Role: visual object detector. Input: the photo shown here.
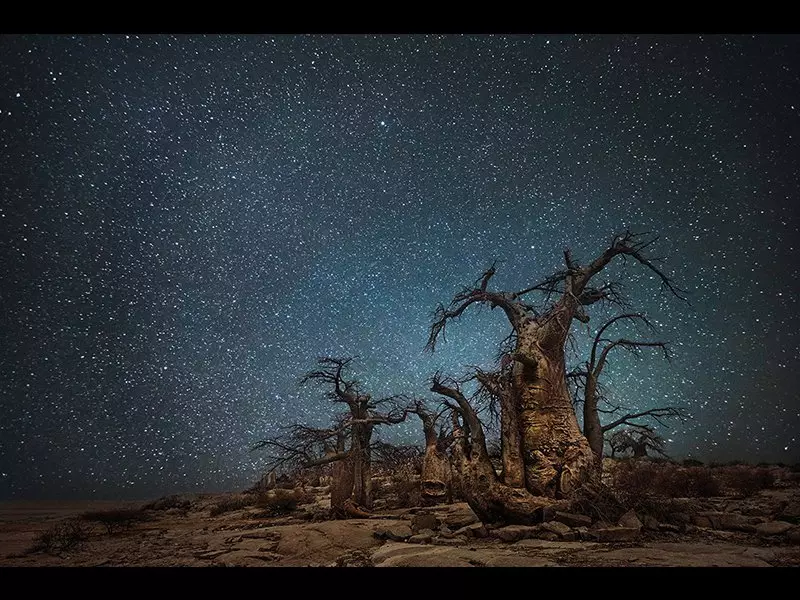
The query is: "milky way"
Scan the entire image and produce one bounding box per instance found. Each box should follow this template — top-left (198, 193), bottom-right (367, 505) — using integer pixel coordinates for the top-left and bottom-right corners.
top-left (1, 34), bottom-right (798, 500)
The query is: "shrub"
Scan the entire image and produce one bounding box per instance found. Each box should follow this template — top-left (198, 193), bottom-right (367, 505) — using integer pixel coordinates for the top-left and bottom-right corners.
top-left (81, 509), bottom-right (150, 534)
top-left (28, 519), bottom-right (91, 554)
top-left (140, 494), bottom-right (193, 511)
top-left (254, 488), bottom-right (307, 515)
top-left (209, 495), bottom-right (253, 517)
top-left (611, 460), bottom-right (721, 501)
top-left (718, 465), bottom-right (775, 496)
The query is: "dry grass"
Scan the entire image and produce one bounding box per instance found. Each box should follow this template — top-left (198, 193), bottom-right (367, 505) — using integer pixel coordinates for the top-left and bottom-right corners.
top-left (715, 465), bottom-right (775, 497)
top-left (254, 488), bottom-right (311, 515)
top-left (209, 494), bottom-right (253, 517)
top-left (27, 519), bottom-right (92, 554)
top-left (81, 508), bottom-right (151, 534)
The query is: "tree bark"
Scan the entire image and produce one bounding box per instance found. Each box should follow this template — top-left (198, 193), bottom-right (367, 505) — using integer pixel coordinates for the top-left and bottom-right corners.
top-left (513, 301), bottom-right (596, 498)
top-left (582, 373), bottom-right (604, 467)
top-left (421, 444), bottom-right (452, 506)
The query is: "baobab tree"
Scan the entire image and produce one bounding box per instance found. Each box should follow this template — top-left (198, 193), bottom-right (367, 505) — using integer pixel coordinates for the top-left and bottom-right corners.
top-left (567, 313), bottom-right (689, 466)
top-left (426, 231), bottom-right (686, 523)
top-left (608, 426), bottom-right (668, 459)
top-left (408, 399), bottom-right (454, 506)
top-left (253, 357), bottom-right (408, 517)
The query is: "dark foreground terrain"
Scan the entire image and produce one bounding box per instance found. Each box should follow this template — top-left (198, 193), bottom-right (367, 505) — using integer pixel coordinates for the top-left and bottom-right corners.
top-left (3, 462), bottom-right (800, 567)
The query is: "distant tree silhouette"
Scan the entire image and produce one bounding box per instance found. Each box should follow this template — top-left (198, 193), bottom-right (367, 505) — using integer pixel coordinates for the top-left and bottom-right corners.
top-left (567, 313), bottom-right (689, 467)
top-left (253, 357), bottom-right (408, 517)
top-left (608, 426), bottom-right (668, 459)
top-left (426, 230), bottom-right (686, 524)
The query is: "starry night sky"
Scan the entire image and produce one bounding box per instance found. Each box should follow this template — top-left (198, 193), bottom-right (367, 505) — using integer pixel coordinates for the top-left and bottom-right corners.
top-left (1, 34), bottom-right (798, 501)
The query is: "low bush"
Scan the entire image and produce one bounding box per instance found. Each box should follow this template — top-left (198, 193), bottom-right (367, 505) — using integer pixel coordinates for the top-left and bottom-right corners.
top-left (140, 494), bottom-right (193, 512)
top-left (28, 519), bottom-right (91, 554)
top-left (209, 495), bottom-right (253, 517)
top-left (717, 465), bottom-right (775, 497)
top-left (254, 488), bottom-right (309, 515)
top-left (81, 509), bottom-right (150, 534)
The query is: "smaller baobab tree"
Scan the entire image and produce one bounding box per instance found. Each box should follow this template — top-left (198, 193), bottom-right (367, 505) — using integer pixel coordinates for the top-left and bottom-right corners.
top-left (408, 399), bottom-right (454, 506)
top-left (253, 357), bottom-right (408, 518)
top-left (567, 313), bottom-right (690, 467)
top-left (608, 426), bottom-right (668, 459)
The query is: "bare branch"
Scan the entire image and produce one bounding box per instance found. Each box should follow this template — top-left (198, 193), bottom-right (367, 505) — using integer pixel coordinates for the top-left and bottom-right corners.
top-left (601, 406), bottom-right (690, 434)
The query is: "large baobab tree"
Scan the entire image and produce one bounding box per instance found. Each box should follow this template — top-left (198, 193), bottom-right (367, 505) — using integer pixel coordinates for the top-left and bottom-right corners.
top-left (408, 399), bottom-right (454, 506)
top-left (567, 313), bottom-right (689, 466)
top-left (426, 231), bottom-right (686, 523)
top-left (253, 357), bottom-right (408, 517)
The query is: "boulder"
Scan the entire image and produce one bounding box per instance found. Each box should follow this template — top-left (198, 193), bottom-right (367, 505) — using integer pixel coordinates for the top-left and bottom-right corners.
top-left (618, 510), bottom-right (643, 531)
top-left (754, 521), bottom-right (793, 537)
top-left (454, 523), bottom-right (488, 538)
top-left (374, 524), bottom-right (413, 542)
top-left (408, 531), bottom-right (434, 544)
top-left (787, 527), bottom-right (800, 545)
top-left (694, 511), bottom-right (757, 532)
top-left (442, 504), bottom-right (480, 529)
top-left (432, 536), bottom-right (468, 546)
top-left (554, 511), bottom-right (592, 528)
top-left (492, 525), bottom-right (540, 543)
top-left (411, 513), bottom-right (439, 534)
top-left (589, 527), bottom-right (640, 542)
top-left (541, 520), bottom-right (572, 538)
top-left (642, 515), bottom-right (660, 531)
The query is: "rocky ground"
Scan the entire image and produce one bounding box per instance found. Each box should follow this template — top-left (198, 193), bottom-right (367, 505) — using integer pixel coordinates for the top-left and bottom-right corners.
top-left (2, 482), bottom-right (800, 567)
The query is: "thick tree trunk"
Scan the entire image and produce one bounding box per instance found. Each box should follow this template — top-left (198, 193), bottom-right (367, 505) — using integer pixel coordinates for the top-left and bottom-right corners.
top-left (349, 423), bottom-right (373, 510)
top-left (582, 374), bottom-right (604, 467)
top-left (632, 443), bottom-right (647, 458)
top-left (514, 305), bottom-right (597, 498)
top-left (330, 456), bottom-right (355, 515)
top-left (500, 388), bottom-right (525, 488)
top-left (420, 444), bottom-right (452, 506)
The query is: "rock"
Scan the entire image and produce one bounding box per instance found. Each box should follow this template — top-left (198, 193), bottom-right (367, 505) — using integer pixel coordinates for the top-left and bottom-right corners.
top-left (373, 524), bottom-right (413, 542)
top-left (432, 536), bottom-right (468, 546)
top-left (692, 514), bottom-right (713, 528)
top-left (618, 510), bottom-right (643, 531)
top-left (560, 530), bottom-right (579, 542)
top-left (575, 526), bottom-right (591, 541)
top-left (418, 528), bottom-right (436, 537)
top-left (787, 528), bottom-right (800, 544)
top-left (694, 511), bottom-right (757, 532)
top-left (534, 531), bottom-right (560, 541)
top-left (754, 521), bottom-right (793, 537)
top-left (589, 527), bottom-right (640, 542)
top-left (781, 501), bottom-right (800, 519)
top-left (455, 523), bottom-right (488, 538)
top-left (492, 525), bottom-right (540, 543)
top-left (439, 524), bottom-right (453, 538)
top-left (541, 521), bottom-right (572, 538)
top-left (667, 512), bottom-right (692, 526)
top-left (443, 505), bottom-right (480, 529)
top-left (408, 532), bottom-right (434, 544)
top-left (658, 523), bottom-right (681, 533)
top-left (642, 515), bottom-right (660, 531)
top-left (334, 549), bottom-right (374, 567)
top-left (411, 513), bottom-right (439, 534)
top-left (535, 505), bottom-right (558, 522)
top-left (554, 511), bottom-right (592, 528)
top-left (194, 550), bottom-right (231, 560)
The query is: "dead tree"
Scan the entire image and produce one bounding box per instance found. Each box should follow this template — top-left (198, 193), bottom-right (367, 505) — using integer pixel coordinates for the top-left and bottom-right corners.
top-left (408, 399), bottom-right (454, 506)
top-left (426, 231), bottom-right (686, 522)
top-left (253, 357), bottom-right (408, 517)
top-left (568, 313), bottom-right (689, 466)
top-left (608, 426), bottom-right (668, 459)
